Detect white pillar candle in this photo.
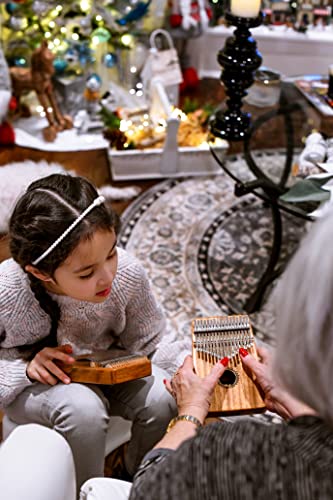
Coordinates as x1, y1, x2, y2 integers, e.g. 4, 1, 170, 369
230, 0, 261, 18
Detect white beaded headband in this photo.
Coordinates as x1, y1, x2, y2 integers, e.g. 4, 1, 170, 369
32, 195, 105, 266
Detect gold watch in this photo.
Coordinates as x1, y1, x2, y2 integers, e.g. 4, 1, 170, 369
166, 414, 203, 433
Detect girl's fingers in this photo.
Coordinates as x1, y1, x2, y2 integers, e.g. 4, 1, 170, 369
44, 360, 71, 384
48, 350, 75, 364
61, 344, 73, 354
35, 366, 58, 386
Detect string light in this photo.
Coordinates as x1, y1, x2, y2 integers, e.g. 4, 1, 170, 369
80, 0, 91, 13
121, 34, 133, 47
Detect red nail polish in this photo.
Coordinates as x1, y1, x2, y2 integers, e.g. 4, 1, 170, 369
239, 348, 248, 357
163, 379, 167, 384
220, 357, 229, 366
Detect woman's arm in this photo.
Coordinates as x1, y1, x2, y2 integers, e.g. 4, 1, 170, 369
129, 356, 229, 500
154, 355, 228, 450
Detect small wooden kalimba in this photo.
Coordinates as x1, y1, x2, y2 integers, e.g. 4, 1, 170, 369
61, 350, 152, 385
192, 315, 266, 415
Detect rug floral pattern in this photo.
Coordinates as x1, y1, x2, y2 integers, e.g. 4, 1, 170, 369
119, 150, 307, 375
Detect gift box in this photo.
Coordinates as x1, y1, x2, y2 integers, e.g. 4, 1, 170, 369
108, 79, 228, 180
109, 141, 228, 181
52, 75, 86, 116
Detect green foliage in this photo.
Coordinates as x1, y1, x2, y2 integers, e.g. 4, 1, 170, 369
182, 97, 200, 114
99, 106, 121, 130
280, 175, 333, 203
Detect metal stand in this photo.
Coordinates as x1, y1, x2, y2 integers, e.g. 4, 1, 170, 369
210, 94, 311, 313
210, 11, 263, 141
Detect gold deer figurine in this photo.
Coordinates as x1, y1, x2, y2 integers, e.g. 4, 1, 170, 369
10, 41, 73, 142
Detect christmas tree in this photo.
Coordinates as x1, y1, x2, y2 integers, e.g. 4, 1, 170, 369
0, 0, 161, 77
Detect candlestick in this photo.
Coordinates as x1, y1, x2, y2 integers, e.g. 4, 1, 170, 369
327, 64, 333, 100
210, 11, 263, 141
231, 0, 261, 18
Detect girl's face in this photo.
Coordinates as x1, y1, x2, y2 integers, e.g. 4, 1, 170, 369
47, 229, 118, 303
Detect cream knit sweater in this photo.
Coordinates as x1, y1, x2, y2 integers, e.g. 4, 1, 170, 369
0, 248, 166, 409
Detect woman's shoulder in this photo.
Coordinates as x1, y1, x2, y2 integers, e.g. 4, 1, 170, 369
192, 418, 286, 463
199, 416, 333, 464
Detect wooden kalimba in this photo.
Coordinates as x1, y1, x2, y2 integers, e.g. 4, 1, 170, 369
192, 315, 266, 415
60, 350, 152, 385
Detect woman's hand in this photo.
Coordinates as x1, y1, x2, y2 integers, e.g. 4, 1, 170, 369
240, 346, 315, 420
164, 354, 228, 424
26, 344, 75, 386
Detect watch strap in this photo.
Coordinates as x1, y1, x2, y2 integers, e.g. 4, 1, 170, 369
166, 414, 203, 433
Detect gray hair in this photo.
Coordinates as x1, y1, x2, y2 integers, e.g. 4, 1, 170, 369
273, 208, 333, 425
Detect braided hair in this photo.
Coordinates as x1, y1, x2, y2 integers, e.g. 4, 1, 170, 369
9, 174, 119, 353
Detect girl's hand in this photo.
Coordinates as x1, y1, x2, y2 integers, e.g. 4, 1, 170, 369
26, 344, 75, 386
164, 354, 228, 424
240, 346, 315, 420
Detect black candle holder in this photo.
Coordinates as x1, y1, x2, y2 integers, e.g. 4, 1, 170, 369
210, 11, 263, 141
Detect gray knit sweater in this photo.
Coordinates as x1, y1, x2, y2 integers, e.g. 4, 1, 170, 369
130, 416, 333, 500
0, 248, 166, 409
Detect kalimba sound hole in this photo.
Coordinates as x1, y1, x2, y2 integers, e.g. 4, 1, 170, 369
219, 368, 239, 388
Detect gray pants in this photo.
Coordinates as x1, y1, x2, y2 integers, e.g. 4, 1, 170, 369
5, 364, 176, 489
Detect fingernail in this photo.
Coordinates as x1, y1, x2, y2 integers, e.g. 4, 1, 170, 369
220, 357, 229, 366
65, 378, 71, 384
163, 379, 167, 384
239, 348, 249, 357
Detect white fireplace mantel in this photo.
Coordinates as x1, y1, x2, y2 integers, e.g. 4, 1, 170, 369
187, 25, 333, 78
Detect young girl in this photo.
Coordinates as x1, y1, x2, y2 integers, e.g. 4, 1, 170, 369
0, 174, 176, 488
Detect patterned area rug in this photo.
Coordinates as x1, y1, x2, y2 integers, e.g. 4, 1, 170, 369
119, 150, 307, 375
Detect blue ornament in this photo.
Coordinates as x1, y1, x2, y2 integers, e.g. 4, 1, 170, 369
13, 56, 27, 67
77, 42, 94, 66
86, 73, 102, 91
116, 0, 151, 25
103, 52, 117, 68
5, 3, 19, 15
53, 58, 68, 74
64, 48, 78, 64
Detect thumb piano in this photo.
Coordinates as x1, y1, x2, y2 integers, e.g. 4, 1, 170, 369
192, 315, 266, 415
61, 350, 152, 385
